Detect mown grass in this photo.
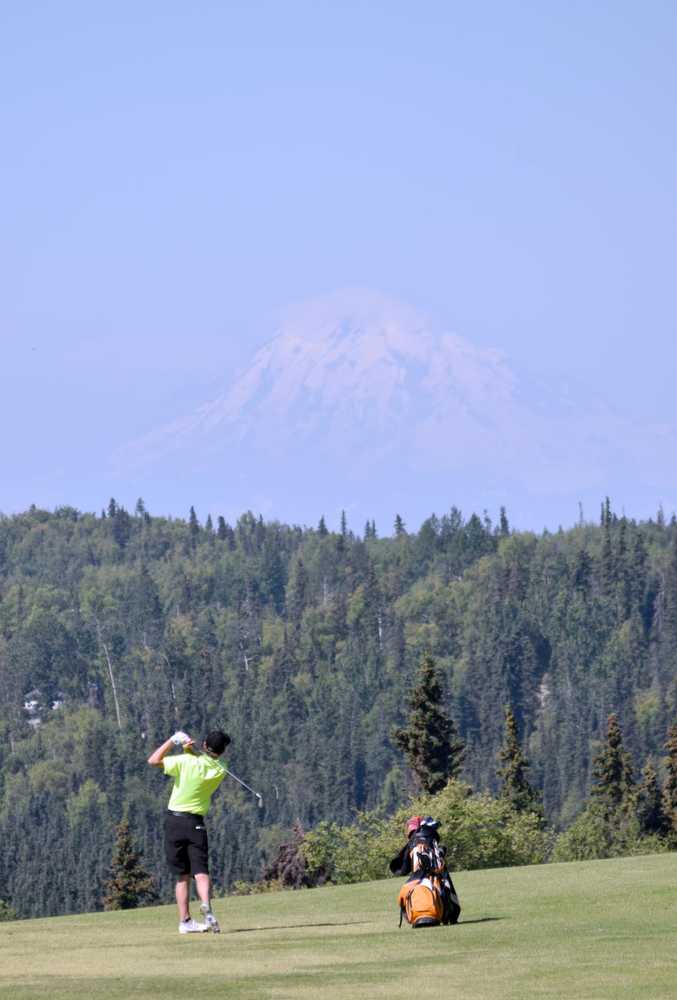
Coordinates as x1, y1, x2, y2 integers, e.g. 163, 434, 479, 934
1, 853, 676, 999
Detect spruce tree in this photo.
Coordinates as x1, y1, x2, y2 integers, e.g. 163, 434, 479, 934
103, 820, 157, 910
662, 724, 677, 841
337, 511, 347, 553
497, 706, 541, 813
189, 506, 200, 548
499, 507, 510, 538
393, 654, 465, 794
111, 507, 132, 549
635, 758, 665, 835
287, 557, 308, 629
591, 714, 634, 817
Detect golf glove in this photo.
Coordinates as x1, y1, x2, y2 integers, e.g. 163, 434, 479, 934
171, 730, 190, 746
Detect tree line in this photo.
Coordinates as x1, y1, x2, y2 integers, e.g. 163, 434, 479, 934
0, 497, 675, 917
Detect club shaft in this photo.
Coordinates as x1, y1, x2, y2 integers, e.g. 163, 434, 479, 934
190, 745, 262, 799
226, 768, 262, 798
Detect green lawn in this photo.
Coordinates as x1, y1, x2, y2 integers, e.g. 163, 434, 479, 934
1, 853, 676, 999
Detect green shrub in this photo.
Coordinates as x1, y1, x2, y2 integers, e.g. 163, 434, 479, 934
0, 899, 17, 922
302, 780, 550, 884
551, 804, 670, 862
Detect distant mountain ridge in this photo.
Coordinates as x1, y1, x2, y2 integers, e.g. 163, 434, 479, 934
114, 290, 676, 528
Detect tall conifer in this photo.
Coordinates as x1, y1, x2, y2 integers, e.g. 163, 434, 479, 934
635, 758, 665, 834
497, 706, 541, 813
103, 820, 156, 910
393, 654, 465, 794
189, 506, 200, 548
591, 714, 634, 817
662, 724, 677, 840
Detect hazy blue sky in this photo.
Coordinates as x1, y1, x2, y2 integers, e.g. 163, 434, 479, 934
2, 2, 676, 526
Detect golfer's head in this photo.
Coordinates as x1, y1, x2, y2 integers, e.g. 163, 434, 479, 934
204, 730, 230, 756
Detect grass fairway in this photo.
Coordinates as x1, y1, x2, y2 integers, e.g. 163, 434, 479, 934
1, 853, 676, 999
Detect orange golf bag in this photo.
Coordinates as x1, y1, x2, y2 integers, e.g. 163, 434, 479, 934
391, 816, 461, 928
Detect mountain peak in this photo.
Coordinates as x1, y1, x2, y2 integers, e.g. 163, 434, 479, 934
118, 290, 517, 470
113, 290, 674, 529
273, 288, 430, 344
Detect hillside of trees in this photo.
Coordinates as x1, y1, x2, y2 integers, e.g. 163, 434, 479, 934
0, 498, 676, 918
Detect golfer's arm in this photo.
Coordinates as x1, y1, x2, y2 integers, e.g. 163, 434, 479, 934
147, 738, 175, 767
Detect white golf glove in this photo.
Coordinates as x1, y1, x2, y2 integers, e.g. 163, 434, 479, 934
171, 730, 190, 746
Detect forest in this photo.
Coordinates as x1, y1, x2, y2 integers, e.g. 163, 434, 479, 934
0, 497, 675, 917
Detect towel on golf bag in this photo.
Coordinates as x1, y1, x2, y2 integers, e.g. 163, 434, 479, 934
390, 816, 461, 928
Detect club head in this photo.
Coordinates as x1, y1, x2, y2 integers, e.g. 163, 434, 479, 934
256, 794, 263, 808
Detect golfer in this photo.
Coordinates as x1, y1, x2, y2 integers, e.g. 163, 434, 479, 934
148, 728, 230, 934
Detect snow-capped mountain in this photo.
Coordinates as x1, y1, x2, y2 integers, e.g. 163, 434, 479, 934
114, 290, 675, 528
121, 291, 532, 469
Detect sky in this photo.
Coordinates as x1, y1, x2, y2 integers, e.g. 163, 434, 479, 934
2, 1, 676, 528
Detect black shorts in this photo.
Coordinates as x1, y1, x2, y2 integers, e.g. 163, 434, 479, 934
164, 811, 209, 876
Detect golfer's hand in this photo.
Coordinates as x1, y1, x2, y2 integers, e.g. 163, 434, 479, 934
171, 730, 190, 746
183, 737, 196, 752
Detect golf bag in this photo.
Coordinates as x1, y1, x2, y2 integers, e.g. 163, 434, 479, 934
391, 817, 461, 928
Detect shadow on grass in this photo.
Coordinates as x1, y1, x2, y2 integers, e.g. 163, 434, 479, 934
456, 917, 504, 925
228, 920, 373, 934
227, 917, 503, 934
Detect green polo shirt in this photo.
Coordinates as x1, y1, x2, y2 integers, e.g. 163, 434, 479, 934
163, 752, 227, 816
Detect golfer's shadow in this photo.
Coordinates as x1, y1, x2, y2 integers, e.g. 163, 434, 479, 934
227, 917, 502, 933
455, 917, 504, 925
228, 920, 372, 933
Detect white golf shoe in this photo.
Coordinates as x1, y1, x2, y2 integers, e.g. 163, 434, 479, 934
179, 918, 208, 934
200, 902, 221, 933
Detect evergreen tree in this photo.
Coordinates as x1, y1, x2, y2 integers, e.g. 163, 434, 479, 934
662, 724, 677, 841
497, 706, 541, 813
262, 535, 287, 614
394, 514, 406, 537
286, 557, 309, 630
499, 507, 510, 538
217, 516, 228, 540
635, 758, 665, 835
103, 820, 157, 910
205, 514, 214, 535
393, 654, 465, 794
317, 515, 328, 537
111, 507, 132, 549
189, 506, 200, 548
591, 714, 634, 817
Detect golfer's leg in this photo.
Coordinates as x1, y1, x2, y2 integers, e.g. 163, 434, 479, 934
194, 872, 210, 907
175, 875, 191, 921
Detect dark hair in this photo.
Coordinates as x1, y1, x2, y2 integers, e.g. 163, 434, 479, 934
205, 730, 230, 755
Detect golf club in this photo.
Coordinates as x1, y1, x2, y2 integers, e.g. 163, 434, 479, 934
225, 768, 264, 808
189, 742, 263, 807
